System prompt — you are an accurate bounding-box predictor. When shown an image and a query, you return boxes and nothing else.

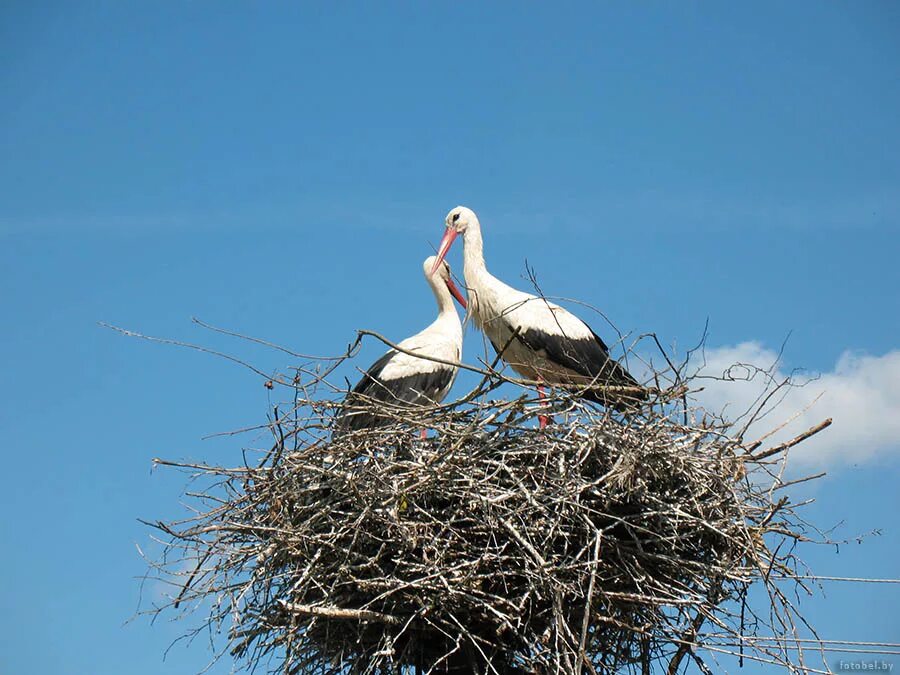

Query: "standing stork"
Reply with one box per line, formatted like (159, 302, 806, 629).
(431, 206, 646, 424)
(335, 256, 467, 436)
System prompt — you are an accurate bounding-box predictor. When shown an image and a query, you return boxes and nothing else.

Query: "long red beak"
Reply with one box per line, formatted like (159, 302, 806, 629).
(431, 228, 458, 275)
(445, 277, 467, 309)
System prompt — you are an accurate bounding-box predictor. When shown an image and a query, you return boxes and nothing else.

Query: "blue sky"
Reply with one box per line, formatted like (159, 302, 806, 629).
(1, 2, 898, 673)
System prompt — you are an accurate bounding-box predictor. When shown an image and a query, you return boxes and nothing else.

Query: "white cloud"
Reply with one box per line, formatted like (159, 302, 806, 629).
(691, 343, 900, 468)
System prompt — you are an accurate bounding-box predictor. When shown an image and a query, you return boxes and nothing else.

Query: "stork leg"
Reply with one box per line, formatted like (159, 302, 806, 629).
(419, 429, 428, 440)
(537, 383, 552, 429)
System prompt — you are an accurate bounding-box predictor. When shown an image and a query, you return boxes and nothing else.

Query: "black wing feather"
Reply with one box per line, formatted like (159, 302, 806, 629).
(489, 315, 645, 408)
(350, 350, 398, 396)
(336, 350, 454, 435)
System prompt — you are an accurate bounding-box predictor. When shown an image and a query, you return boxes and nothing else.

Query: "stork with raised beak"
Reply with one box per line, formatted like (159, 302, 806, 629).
(431, 206, 646, 424)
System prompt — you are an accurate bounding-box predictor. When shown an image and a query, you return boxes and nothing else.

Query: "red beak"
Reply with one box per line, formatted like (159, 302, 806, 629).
(431, 228, 458, 275)
(445, 277, 467, 309)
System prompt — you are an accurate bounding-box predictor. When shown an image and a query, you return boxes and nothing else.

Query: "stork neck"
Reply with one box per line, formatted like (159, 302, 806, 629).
(430, 278, 458, 316)
(462, 222, 488, 281)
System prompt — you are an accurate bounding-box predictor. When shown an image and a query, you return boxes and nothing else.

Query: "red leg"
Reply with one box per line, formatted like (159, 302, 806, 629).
(538, 384, 550, 429)
(419, 429, 428, 440)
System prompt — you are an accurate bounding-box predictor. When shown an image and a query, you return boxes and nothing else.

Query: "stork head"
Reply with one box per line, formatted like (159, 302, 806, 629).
(424, 255, 467, 309)
(431, 206, 478, 275)
(445, 206, 478, 234)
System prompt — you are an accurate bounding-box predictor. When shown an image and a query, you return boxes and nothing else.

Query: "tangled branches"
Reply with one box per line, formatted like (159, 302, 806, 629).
(139, 326, 833, 674)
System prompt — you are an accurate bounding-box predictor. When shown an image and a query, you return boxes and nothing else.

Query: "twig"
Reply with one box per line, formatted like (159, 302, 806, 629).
(277, 600, 401, 625)
(750, 418, 833, 461)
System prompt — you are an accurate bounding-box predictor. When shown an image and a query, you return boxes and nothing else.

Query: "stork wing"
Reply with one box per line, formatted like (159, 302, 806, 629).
(490, 300, 640, 389)
(337, 348, 456, 434)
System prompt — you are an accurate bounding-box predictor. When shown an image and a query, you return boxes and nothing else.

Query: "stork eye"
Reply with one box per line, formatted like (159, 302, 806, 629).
(452, 213, 461, 224)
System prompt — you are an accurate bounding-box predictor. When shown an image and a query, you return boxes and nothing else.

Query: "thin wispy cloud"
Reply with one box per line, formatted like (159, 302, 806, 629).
(3, 186, 897, 237)
(0, 201, 442, 237)
(491, 186, 899, 234)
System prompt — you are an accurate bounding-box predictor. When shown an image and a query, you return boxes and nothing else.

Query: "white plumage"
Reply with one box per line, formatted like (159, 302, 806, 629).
(432, 206, 645, 410)
(336, 256, 466, 434)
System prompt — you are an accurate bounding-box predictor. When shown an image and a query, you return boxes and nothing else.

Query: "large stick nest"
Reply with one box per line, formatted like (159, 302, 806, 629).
(142, 328, 832, 674)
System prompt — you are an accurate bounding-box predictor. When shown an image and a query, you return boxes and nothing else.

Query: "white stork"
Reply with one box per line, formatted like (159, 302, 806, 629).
(335, 256, 467, 436)
(431, 206, 646, 424)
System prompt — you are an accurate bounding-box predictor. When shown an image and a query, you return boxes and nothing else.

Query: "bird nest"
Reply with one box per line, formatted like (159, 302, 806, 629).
(142, 330, 833, 674)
